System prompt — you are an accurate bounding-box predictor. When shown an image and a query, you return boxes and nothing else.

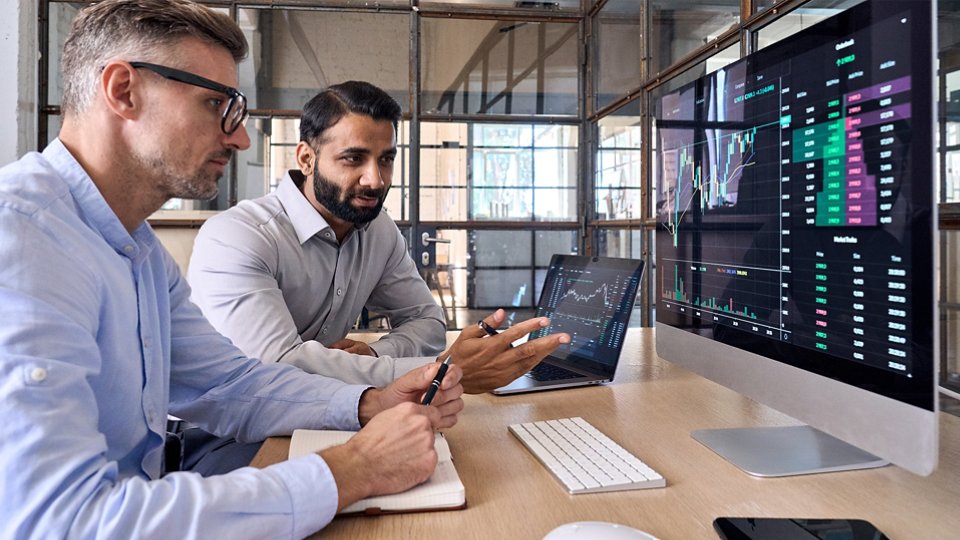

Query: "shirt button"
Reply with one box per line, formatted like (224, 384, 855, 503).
(322, 328, 328, 334)
(30, 367, 47, 382)
(336, 288, 342, 296)
(143, 337, 152, 349)
(123, 245, 134, 253)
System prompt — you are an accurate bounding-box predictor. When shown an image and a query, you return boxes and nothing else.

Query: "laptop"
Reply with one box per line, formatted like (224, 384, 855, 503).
(493, 254, 644, 395)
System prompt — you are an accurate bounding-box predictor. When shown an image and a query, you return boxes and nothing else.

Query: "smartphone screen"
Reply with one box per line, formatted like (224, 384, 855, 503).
(713, 517, 889, 540)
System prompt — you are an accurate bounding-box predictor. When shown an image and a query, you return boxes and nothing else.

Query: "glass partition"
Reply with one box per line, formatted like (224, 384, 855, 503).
(596, 105, 642, 220)
(596, 0, 644, 111)
(420, 122, 577, 221)
(420, 122, 470, 221)
(421, 17, 579, 116)
(238, 8, 410, 112)
(470, 229, 578, 309)
(650, 0, 740, 73)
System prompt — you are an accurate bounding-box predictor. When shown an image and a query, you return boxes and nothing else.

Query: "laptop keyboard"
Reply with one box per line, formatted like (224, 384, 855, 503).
(525, 362, 583, 381)
(509, 417, 666, 494)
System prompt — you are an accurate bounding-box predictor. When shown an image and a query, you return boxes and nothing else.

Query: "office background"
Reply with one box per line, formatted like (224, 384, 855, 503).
(1, 0, 958, 417)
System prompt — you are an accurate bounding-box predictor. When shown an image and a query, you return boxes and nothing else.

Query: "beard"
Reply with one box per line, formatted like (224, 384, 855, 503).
(312, 166, 387, 226)
(137, 149, 231, 201)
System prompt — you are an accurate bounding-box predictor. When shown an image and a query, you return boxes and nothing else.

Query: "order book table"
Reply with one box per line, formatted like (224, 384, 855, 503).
(250, 328, 960, 539)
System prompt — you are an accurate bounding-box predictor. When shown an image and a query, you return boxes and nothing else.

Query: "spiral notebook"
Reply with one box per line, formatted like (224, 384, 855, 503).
(288, 429, 466, 515)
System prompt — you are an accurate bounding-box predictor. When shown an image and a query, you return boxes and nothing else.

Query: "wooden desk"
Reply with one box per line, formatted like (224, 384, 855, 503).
(251, 328, 960, 539)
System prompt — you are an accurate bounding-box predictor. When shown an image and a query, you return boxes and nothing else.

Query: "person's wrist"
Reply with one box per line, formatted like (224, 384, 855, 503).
(320, 443, 375, 509)
(357, 387, 382, 426)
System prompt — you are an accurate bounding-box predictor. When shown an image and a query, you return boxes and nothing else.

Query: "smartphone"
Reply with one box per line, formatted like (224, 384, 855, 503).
(713, 517, 889, 540)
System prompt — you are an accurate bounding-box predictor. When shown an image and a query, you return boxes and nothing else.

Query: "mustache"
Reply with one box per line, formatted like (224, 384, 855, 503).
(208, 150, 234, 162)
(349, 187, 386, 199)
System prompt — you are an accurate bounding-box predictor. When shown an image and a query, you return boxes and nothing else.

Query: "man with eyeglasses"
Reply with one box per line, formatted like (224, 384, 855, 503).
(0, 1, 470, 536)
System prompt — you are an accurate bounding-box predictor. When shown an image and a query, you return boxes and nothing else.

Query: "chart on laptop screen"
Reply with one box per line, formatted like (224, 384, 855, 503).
(530, 256, 642, 367)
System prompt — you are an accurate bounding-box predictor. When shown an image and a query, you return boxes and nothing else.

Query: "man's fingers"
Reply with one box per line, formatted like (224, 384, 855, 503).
(328, 339, 352, 350)
(494, 316, 551, 344)
(439, 365, 463, 389)
(458, 308, 507, 340)
(510, 332, 571, 362)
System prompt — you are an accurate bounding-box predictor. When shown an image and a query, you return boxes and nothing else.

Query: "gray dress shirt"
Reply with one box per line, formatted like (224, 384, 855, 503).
(188, 171, 445, 386)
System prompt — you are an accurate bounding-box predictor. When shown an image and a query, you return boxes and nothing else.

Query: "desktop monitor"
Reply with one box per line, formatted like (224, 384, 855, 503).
(654, 0, 937, 476)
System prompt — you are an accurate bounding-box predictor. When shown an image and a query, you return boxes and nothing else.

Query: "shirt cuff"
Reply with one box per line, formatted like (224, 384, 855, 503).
(322, 383, 371, 431)
(268, 453, 339, 537)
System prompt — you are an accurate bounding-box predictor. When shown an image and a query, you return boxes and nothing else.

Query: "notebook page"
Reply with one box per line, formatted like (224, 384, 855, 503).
(288, 429, 463, 513)
(289, 430, 452, 462)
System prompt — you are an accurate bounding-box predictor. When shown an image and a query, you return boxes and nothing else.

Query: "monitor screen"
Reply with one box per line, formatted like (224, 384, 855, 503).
(655, 0, 936, 475)
(530, 255, 644, 375)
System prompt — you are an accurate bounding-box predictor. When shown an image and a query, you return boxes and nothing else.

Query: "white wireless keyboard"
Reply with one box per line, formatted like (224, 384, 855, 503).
(509, 417, 665, 494)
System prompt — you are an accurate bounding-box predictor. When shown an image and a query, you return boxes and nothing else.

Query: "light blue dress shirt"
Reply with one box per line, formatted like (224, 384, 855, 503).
(0, 140, 368, 538)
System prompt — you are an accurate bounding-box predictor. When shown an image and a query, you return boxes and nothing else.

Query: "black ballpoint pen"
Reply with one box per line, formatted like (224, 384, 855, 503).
(421, 356, 452, 405)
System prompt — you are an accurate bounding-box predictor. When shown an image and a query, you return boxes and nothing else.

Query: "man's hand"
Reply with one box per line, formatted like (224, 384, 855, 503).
(445, 308, 571, 394)
(320, 402, 439, 512)
(328, 338, 376, 357)
(357, 361, 464, 428)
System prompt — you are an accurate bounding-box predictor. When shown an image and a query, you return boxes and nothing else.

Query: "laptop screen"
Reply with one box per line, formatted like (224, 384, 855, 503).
(529, 255, 644, 376)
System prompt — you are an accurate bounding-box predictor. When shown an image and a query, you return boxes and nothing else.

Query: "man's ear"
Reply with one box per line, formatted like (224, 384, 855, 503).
(295, 141, 316, 175)
(100, 62, 140, 121)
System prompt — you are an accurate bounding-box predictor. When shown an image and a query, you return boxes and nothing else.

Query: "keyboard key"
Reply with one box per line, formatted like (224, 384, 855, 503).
(509, 417, 666, 494)
(526, 363, 583, 381)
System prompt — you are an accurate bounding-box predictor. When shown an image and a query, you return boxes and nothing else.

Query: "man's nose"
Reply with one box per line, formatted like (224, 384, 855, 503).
(225, 124, 251, 151)
(360, 161, 385, 189)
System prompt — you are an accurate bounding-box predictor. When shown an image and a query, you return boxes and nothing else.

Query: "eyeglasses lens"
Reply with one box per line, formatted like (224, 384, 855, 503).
(223, 95, 248, 135)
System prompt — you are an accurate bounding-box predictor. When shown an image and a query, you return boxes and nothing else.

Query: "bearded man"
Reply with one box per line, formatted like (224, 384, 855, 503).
(188, 81, 569, 391)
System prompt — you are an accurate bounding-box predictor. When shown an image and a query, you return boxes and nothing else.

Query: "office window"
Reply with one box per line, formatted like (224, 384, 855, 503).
(944, 229, 960, 391)
(596, 0, 644, 111)
(472, 123, 578, 221)
(420, 122, 577, 221)
(45, 2, 77, 108)
(650, 0, 740, 74)
(420, 122, 470, 221)
(596, 105, 642, 220)
(420, 17, 579, 116)
(266, 118, 300, 196)
(939, 4, 960, 399)
(470, 229, 578, 309)
(237, 8, 409, 112)
(943, 67, 960, 203)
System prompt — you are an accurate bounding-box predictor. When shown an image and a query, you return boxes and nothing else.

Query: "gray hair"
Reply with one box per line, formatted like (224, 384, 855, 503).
(61, 0, 247, 116)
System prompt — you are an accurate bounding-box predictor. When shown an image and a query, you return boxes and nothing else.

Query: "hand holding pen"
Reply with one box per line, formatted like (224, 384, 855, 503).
(422, 356, 452, 405)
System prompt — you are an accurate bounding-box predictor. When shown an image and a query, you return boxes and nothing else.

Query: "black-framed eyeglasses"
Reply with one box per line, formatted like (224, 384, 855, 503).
(129, 61, 248, 135)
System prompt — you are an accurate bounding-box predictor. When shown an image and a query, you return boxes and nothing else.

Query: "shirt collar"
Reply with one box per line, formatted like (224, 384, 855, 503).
(277, 171, 332, 245)
(43, 138, 157, 261)
(276, 170, 373, 245)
